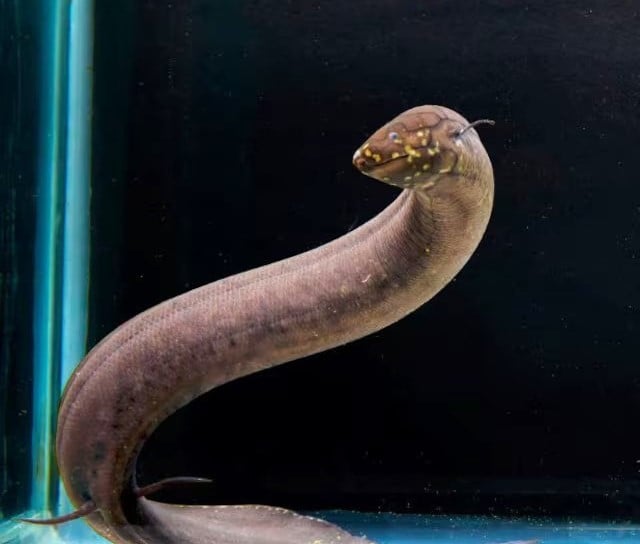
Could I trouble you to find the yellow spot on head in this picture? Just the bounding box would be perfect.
[372,153,382,162]
[421,138,428,146]
[417,130,424,137]
[404,144,421,157]
[391,152,400,159]
[422,162,431,170]
[364,148,372,157]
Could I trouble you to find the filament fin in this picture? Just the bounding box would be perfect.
[135,476,213,497]
[17,500,96,525]
[17,477,211,525]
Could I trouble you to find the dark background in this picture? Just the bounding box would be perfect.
[1,1,43,516]
[89,0,640,518]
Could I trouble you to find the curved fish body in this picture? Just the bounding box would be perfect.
[41,106,494,543]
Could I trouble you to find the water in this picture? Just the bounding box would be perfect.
[3,513,640,544]
[2,1,640,543]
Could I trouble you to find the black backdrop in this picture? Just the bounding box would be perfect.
[88,0,640,518]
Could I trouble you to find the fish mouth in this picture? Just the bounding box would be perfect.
[352,148,410,172]
[355,156,416,184]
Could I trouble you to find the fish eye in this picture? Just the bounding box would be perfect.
[388,131,400,141]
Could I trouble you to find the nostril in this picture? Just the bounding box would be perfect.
[354,156,367,169]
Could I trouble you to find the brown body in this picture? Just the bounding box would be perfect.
[52,105,494,543]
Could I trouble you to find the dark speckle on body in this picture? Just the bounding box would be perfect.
[92,441,106,462]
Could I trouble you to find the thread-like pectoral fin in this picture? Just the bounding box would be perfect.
[18,477,212,527]
[17,500,96,525]
[135,476,213,497]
